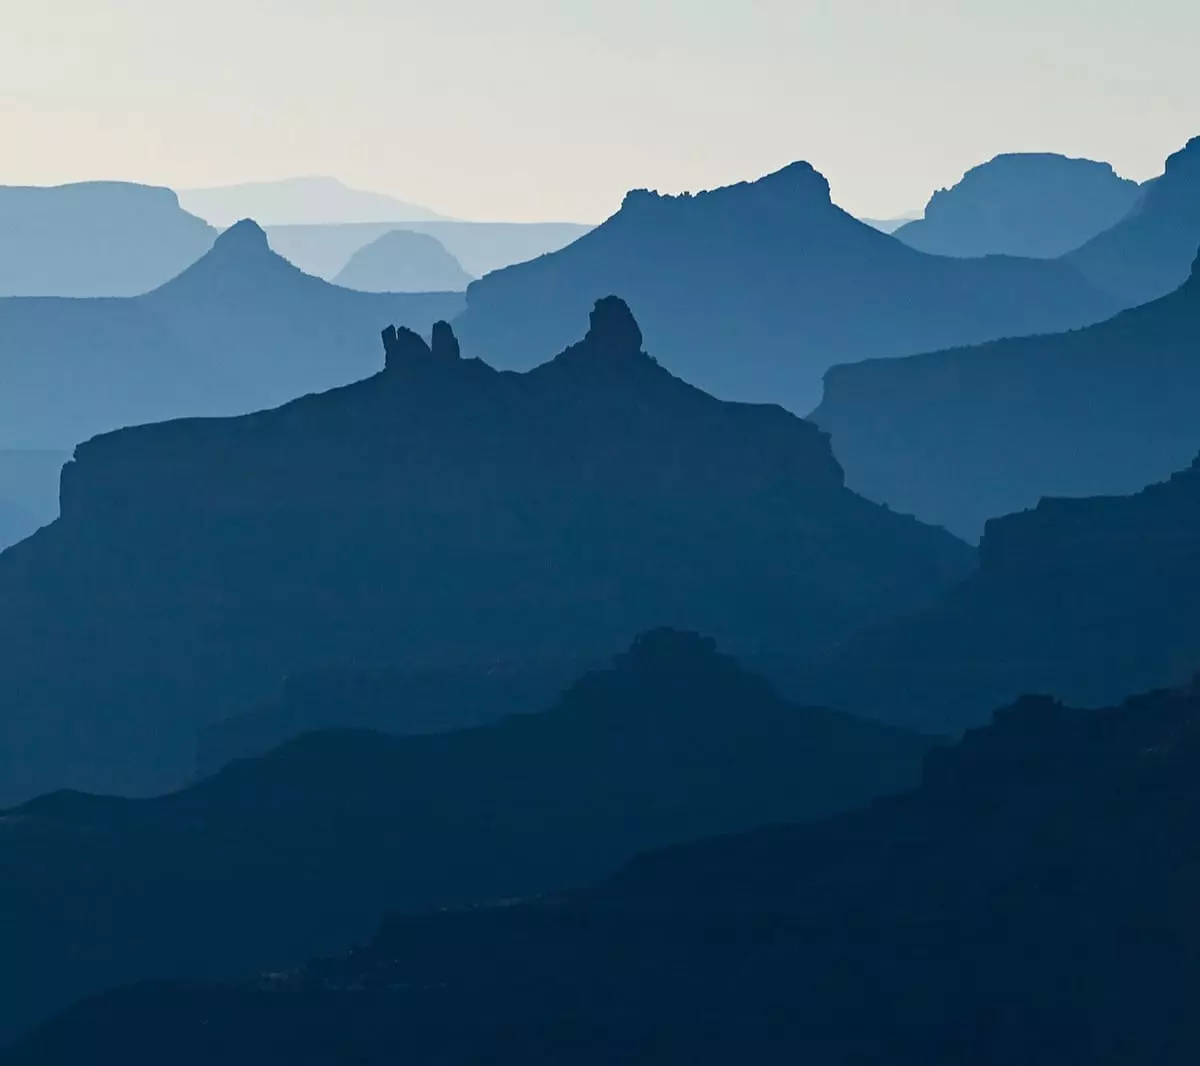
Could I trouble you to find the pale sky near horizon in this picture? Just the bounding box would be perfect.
[2,0,1198,222]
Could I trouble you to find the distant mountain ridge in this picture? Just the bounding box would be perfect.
[1065,135,1200,306]
[813,247,1200,539]
[0,297,971,804]
[0,630,932,1046]
[178,176,449,227]
[455,161,1120,413]
[0,181,215,297]
[334,229,474,292]
[894,153,1140,259]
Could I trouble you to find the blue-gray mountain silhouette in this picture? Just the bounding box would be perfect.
[0,182,215,297]
[17,675,1200,1066]
[0,451,67,551]
[812,248,1200,539]
[1065,135,1200,305]
[266,220,593,279]
[0,220,463,451]
[333,229,473,292]
[801,454,1200,733]
[0,499,38,553]
[893,152,1140,258]
[0,299,971,805]
[0,630,931,1046]
[177,176,449,227]
[453,162,1120,413]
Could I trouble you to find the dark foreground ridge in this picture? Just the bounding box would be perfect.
[0,298,971,804]
[0,630,932,1044]
[11,676,1200,1065]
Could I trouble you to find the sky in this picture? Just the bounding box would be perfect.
[2,0,1199,222]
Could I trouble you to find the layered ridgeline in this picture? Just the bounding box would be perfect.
[0,630,932,1046]
[0,220,463,451]
[0,181,216,297]
[802,456,1200,733]
[1065,135,1200,306]
[893,153,1140,259]
[333,229,474,292]
[0,298,972,804]
[813,249,1200,540]
[16,678,1200,1066]
[454,162,1119,413]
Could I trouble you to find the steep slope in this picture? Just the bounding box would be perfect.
[801,456,1200,732]
[177,176,448,226]
[17,679,1200,1066]
[333,230,473,292]
[0,630,932,1045]
[812,249,1200,539]
[0,221,464,450]
[893,153,1140,259]
[0,299,972,803]
[454,162,1120,413]
[0,499,39,552]
[0,181,215,297]
[1065,135,1200,305]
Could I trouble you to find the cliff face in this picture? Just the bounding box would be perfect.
[812,249,1200,540]
[0,299,971,804]
[15,678,1200,1066]
[801,456,1200,733]
[454,162,1118,414]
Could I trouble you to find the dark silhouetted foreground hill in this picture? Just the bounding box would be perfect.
[266,220,593,280]
[0,182,215,297]
[196,656,594,778]
[813,249,1200,539]
[893,153,1139,259]
[177,177,448,227]
[0,630,931,1045]
[0,500,38,552]
[0,220,463,450]
[333,230,473,292]
[15,678,1200,1066]
[454,162,1119,412]
[1065,135,1200,306]
[0,299,971,804]
[802,455,1200,733]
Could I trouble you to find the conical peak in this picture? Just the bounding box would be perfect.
[212,218,270,254]
[584,296,644,354]
[619,161,832,214]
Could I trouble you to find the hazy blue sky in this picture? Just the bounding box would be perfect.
[3,0,1198,221]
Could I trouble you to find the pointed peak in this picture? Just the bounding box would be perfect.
[584,296,644,354]
[213,218,270,253]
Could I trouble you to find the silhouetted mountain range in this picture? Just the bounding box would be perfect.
[0,182,215,297]
[177,177,449,227]
[265,220,593,279]
[0,219,463,451]
[801,455,1200,733]
[0,298,971,804]
[15,675,1200,1065]
[0,630,931,1045]
[813,249,1200,539]
[333,229,473,292]
[893,153,1140,259]
[454,162,1120,412]
[0,451,67,551]
[196,657,595,778]
[1065,135,1200,306]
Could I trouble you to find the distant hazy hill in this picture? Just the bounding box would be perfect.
[334,229,473,292]
[1065,135,1200,306]
[0,220,463,452]
[455,162,1120,413]
[813,250,1200,539]
[0,630,932,1046]
[20,677,1200,1066]
[894,153,1140,259]
[177,176,448,227]
[0,182,215,297]
[266,220,593,279]
[802,455,1200,733]
[0,298,971,804]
